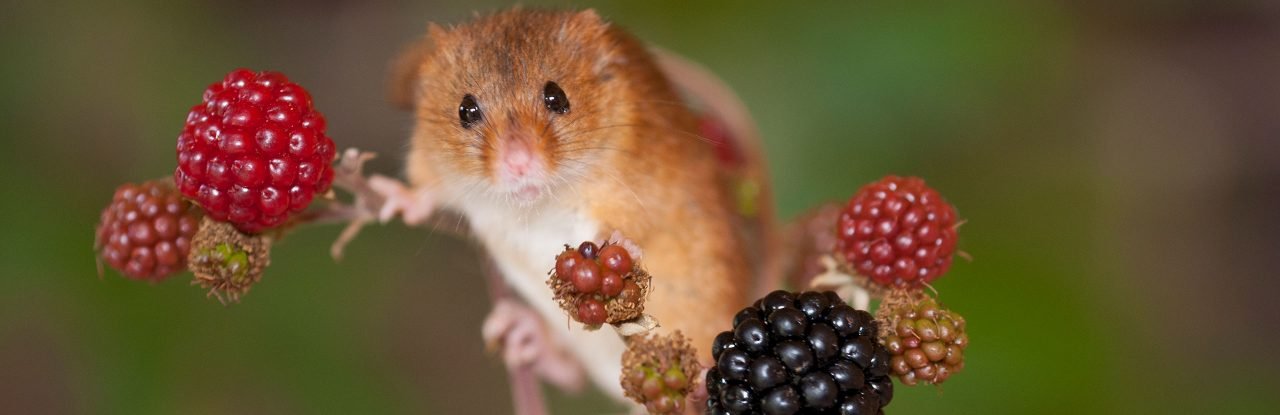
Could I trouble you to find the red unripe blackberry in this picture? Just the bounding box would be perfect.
[95,180,201,281]
[174,69,336,233]
[836,175,959,288]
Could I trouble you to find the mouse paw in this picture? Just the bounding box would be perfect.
[368,174,434,226]
[482,299,585,392]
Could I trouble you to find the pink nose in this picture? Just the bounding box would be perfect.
[504,147,533,177]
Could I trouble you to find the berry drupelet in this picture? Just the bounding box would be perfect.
[835,175,959,289]
[174,69,336,233]
[707,290,893,415]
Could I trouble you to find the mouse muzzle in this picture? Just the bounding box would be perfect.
[490,117,551,202]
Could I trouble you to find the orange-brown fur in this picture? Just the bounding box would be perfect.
[395,8,751,372]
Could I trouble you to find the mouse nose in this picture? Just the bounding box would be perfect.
[503,141,534,177]
[496,124,543,181]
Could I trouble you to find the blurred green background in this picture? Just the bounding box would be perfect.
[3,0,1278,413]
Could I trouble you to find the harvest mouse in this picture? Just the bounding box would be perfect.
[385,8,775,411]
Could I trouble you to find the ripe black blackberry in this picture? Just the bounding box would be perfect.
[707,290,893,415]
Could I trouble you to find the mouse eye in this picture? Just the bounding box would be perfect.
[543,81,570,115]
[458,94,483,128]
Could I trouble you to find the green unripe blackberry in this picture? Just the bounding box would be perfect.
[622,331,701,414]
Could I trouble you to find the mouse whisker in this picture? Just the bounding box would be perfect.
[556,123,717,148]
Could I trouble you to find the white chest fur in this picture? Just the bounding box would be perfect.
[455,196,629,399]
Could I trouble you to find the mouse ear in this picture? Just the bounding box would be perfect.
[388,23,446,110]
[562,10,621,78]
[573,9,604,27]
[562,9,609,41]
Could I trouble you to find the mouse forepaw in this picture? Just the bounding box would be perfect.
[482,299,586,393]
[368,174,434,226]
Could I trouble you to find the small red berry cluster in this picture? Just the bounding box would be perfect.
[549,240,649,327]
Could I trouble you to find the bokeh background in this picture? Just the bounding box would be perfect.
[3,0,1278,413]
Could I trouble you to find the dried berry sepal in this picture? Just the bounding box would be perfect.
[621,331,702,414]
[188,217,272,304]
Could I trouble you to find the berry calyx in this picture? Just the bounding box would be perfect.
[621,331,702,414]
[549,239,650,328]
[835,175,960,288]
[879,293,968,386]
[95,180,202,281]
[706,290,893,414]
[188,217,272,303]
[174,68,336,234]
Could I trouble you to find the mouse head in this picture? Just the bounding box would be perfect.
[394,9,629,205]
